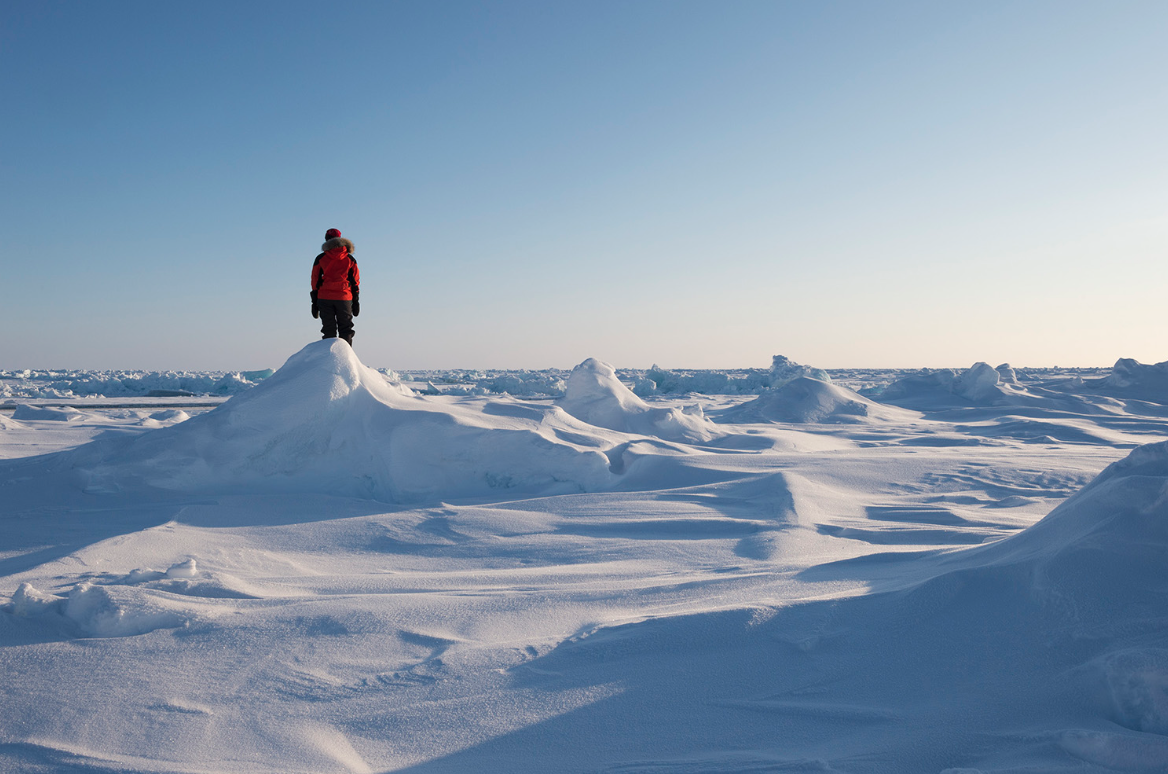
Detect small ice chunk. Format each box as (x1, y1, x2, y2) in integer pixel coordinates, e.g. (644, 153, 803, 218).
(166, 559, 198, 578)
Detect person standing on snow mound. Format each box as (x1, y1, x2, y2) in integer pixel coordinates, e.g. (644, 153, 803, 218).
(310, 228, 360, 346)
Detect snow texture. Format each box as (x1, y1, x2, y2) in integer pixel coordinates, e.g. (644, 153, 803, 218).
(3, 342, 1168, 773)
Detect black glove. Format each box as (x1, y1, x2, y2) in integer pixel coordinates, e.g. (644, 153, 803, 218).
(310, 291, 319, 319)
(351, 299, 360, 317)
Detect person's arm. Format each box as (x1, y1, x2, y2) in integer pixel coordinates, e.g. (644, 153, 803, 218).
(349, 259, 360, 316)
(310, 257, 322, 318)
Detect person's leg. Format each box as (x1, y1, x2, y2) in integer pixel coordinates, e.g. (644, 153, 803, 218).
(319, 300, 339, 339)
(335, 301, 355, 346)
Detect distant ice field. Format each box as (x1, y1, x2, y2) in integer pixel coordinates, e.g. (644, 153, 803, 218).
(0, 357, 1119, 401)
(3, 344, 1168, 772)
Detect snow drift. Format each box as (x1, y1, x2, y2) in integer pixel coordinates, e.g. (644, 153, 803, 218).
(720, 376, 916, 424)
(11, 404, 88, 422)
(1097, 357, 1168, 403)
(970, 439, 1168, 577)
(879, 362, 1013, 406)
(70, 340, 613, 502)
(488, 440, 1168, 772)
(556, 358, 719, 442)
(878, 361, 1115, 416)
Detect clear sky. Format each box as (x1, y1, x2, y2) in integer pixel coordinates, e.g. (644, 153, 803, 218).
(3, 1, 1166, 371)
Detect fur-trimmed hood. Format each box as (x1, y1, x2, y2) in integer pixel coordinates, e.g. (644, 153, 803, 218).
(322, 237, 355, 254)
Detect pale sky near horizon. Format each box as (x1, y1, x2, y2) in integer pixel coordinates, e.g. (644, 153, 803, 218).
(3, 1, 1166, 371)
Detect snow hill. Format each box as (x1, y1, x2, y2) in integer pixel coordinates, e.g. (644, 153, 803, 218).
(879, 361, 1023, 407)
(70, 340, 614, 502)
(1097, 357, 1168, 402)
(720, 375, 917, 424)
(556, 358, 719, 442)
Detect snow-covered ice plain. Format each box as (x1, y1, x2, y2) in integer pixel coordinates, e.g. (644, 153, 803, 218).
(3, 342, 1168, 772)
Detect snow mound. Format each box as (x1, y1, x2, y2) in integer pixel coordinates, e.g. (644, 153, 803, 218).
(1101, 358, 1168, 402)
(11, 404, 87, 422)
(71, 340, 613, 502)
(7, 581, 188, 637)
(556, 358, 719, 442)
(953, 361, 1002, 402)
(63, 582, 189, 637)
(720, 376, 915, 424)
(148, 409, 189, 423)
(880, 362, 1042, 408)
(8, 582, 63, 616)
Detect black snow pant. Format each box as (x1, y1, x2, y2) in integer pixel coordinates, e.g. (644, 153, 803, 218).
(318, 299, 355, 346)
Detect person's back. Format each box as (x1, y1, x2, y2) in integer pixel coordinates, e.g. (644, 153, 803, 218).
(310, 227, 360, 346)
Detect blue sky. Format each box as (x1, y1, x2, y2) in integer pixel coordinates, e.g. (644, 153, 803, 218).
(2, 1, 1166, 370)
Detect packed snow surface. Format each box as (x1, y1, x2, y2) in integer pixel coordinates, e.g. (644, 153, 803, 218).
(3, 342, 1168, 773)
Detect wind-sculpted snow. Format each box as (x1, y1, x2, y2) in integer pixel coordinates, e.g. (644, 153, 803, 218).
(1095, 357, 1168, 402)
(70, 341, 614, 502)
(719, 375, 918, 424)
(556, 358, 720, 442)
(876, 361, 1136, 418)
(972, 439, 1168, 568)
(879, 362, 1014, 406)
(6, 347, 1168, 773)
(467, 441, 1168, 773)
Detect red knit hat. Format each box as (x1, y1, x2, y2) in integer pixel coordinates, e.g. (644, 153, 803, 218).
(325, 228, 342, 239)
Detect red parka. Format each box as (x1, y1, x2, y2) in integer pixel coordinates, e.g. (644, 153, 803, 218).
(311, 237, 360, 301)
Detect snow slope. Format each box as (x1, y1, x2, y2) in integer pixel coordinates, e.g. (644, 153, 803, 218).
(71, 340, 614, 502)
